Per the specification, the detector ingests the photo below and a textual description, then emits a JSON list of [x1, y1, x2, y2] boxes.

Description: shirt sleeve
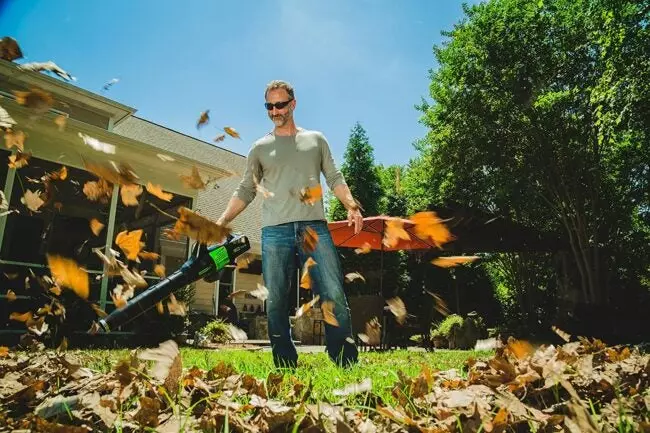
[[232, 145, 261, 205], [319, 133, 346, 191]]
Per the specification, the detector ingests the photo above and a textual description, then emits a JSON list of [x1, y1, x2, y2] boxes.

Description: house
[[0, 58, 264, 339]]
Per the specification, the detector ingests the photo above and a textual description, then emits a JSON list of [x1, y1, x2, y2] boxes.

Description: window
[[1, 157, 110, 270]]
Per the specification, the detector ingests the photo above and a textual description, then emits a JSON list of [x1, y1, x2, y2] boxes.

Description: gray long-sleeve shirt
[[233, 128, 346, 228]]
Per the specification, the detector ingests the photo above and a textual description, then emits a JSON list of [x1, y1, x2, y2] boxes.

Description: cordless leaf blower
[[95, 233, 250, 333]]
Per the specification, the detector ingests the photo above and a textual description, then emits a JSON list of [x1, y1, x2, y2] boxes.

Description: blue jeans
[[262, 220, 358, 368]]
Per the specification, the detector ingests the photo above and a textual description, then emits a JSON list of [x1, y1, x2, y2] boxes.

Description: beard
[[269, 111, 290, 127]]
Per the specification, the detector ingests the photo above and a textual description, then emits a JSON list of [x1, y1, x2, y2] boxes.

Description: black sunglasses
[[264, 99, 293, 110]]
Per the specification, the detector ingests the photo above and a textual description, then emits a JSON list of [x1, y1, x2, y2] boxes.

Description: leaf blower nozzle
[[95, 233, 250, 333]]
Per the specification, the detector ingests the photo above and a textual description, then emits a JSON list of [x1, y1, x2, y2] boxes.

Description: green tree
[[328, 122, 382, 221]]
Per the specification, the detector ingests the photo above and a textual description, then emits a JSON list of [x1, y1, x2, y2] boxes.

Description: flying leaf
[[0, 346, 8, 357], [8, 151, 31, 169], [180, 166, 206, 190], [120, 183, 143, 206], [0, 104, 17, 131], [138, 251, 160, 261], [167, 293, 186, 316], [89, 218, 105, 236], [410, 211, 455, 249], [171, 206, 231, 244], [223, 126, 240, 139], [54, 114, 67, 131], [83, 179, 113, 204], [386, 297, 407, 325], [431, 256, 479, 268], [506, 338, 534, 360], [228, 324, 248, 341], [321, 300, 339, 326], [298, 184, 322, 205], [302, 226, 319, 253], [146, 182, 173, 202], [115, 229, 143, 261], [354, 242, 372, 254], [138, 339, 182, 394], [300, 257, 317, 289], [197, 110, 209, 129], [213, 134, 225, 142], [9, 311, 32, 322], [103, 78, 119, 91], [119, 264, 148, 289], [13, 87, 54, 114], [358, 317, 381, 346], [91, 303, 107, 318], [153, 264, 166, 278], [249, 283, 269, 301], [345, 272, 365, 283], [383, 218, 411, 248], [46, 254, 89, 299], [18, 61, 75, 81], [4, 129, 26, 151], [295, 294, 320, 318], [424, 289, 451, 316], [0, 36, 23, 61], [21, 189, 45, 212], [83, 159, 139, 185], [253, 175, 274, 198], [552, 325, 571, 343], [6, 289, 16, 302]]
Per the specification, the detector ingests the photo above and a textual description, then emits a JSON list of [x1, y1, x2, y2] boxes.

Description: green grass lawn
[[70, 347, 492, 406]]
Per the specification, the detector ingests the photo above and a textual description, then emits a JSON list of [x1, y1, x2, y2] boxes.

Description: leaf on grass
[[300, 256, 317, 289], [383, 218, 411, 248], [431, 256, 479, 268], [134, 396, 161, 428], [386, 297, 407, 325], [197, 110, 209, 129], [333, 378, 372, 397], [354, 242, 372, 254], [120, 183, 143, 206], [170, 206, 231, 244], [145, 182, 173, 202], [410, 211, 455, 249], [0, 346, 8, 357], [179, 166, 206, 190], [224, 126, 240, 139], [115, 229, 143, 261], [321, 300, 339, 326], [296, 295, 320, 318], [4, 129, 26, 151], [302, 226, 319, 253], [8, 151, 31, 169], [345, 272, 365, 283], [13, 87, 54, 113], [46, 254, 89, 299], [89, 218, 105, 236]]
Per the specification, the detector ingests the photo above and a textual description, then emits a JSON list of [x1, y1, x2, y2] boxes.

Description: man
[[217, 80, 363, 368]]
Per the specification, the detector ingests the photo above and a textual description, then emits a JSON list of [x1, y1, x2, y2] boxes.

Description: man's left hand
[[347, 208, 364, 234]]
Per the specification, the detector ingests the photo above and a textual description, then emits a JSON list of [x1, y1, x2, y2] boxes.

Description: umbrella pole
[[380, 248, 384, 296]]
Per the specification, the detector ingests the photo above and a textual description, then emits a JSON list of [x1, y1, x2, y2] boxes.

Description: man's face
[[265, 88, 295, 127]]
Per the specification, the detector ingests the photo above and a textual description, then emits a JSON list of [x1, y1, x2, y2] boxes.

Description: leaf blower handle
[[95, 233, 250, 333]]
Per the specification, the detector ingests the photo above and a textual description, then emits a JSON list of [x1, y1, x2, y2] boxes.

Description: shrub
[[430, 314, 464, 339], [200, 319, 232, 343]]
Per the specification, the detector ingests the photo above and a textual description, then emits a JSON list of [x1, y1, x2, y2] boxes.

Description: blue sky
[[0, 0, 474, 167]]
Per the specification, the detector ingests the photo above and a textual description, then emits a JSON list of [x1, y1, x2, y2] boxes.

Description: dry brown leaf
[[300, 256, 317, 289], [153, 264, 166, 278], [171, 206, 231, 244], [180, 166, 206, 190], [8, 151, 31, 169], [224, 126, 241, 139], [18, 60, 75, 81], [167, 293, 186, 316], [4, 129, 26, 151], [83, 159, 138, 186], [115, 229, 143, 261], [552, 325, 571, 343], [213, 134, 226, 142], [20, 189, 45, 212], [197, 110, 209, 129], [295, 295, 320, 318], [120, 183, 143, 206], [54, 114, 67, 131], [83, 178, 113, 204], [358, 317, 381, 345], [91, 303, 107, 318], [138, 251, 160, 261], [0, 346, 8, 357], [354, 242, 372, 254], [145, 182, 173, 202], [89, 218, 105, 236], [6, 289, 16, 302], [253, 174, 274, 198], [46, 254, 89, 299], [9, 311, 32, 322], [13, 87, 54, 113], [138, 339, 182, 394], [506, 338, 534, 360], [345, 272, 365, 283], [321, 300, 339, 326], [410, 211, 455, 249], [249, 283, 269, 301], [431, 256, 480, 268], [386, 297, 407, 325], [302, 226, 319, 253], [0, 36, 22, 61], [383, 218, 411, 248]]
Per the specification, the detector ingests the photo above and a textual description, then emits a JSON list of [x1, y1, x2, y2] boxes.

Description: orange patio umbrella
[[328, 215, 441, 294]]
